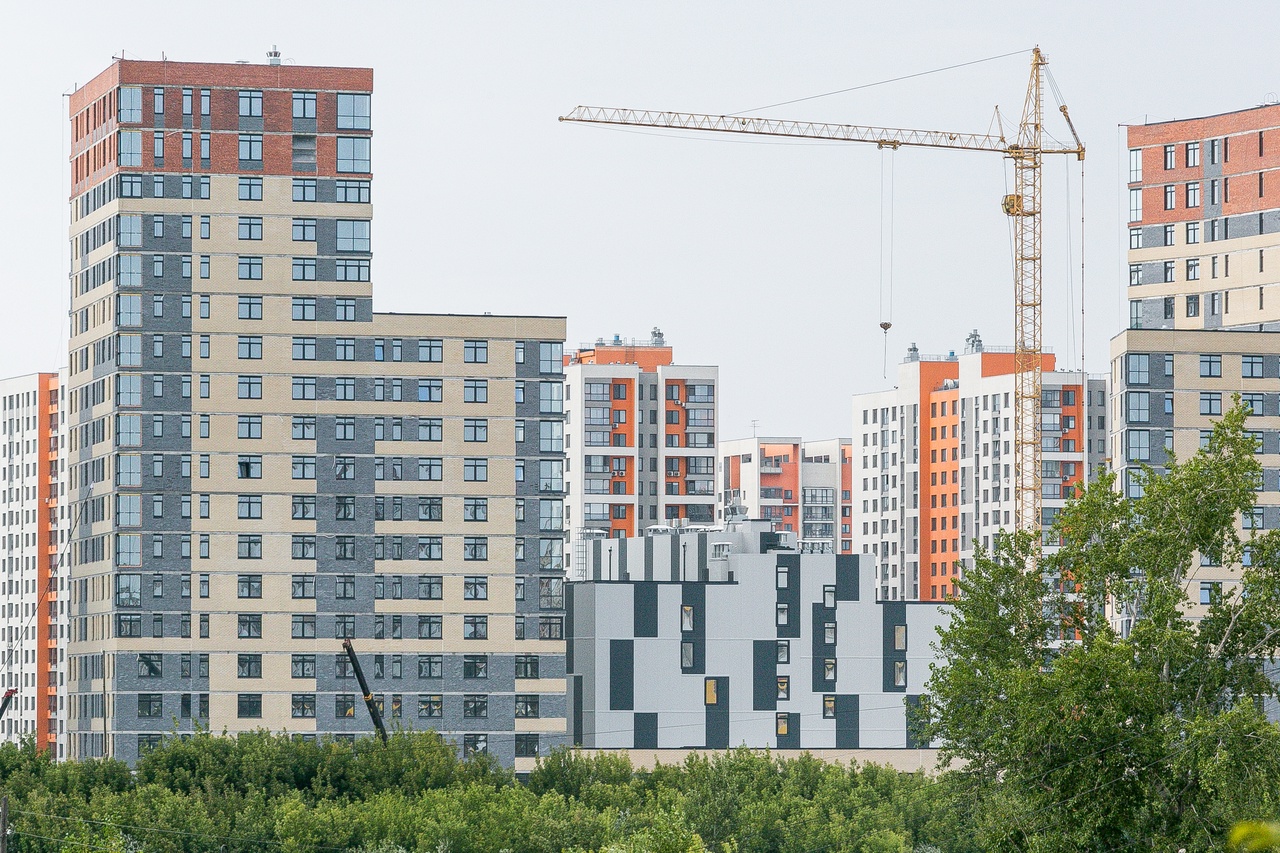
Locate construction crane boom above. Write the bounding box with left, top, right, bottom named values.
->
left=560, top=47, right=1084, bottom=548
left=342, top=639, right=388, bottom=743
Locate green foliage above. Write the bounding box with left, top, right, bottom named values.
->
left=921, top=402, right=1280, bottom=851
left=0, top=734, right=979, bottom=852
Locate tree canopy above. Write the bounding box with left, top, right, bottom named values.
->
left=0, top=732, right=975, bottom=853
left=920, top=402, right=1280, bottom=851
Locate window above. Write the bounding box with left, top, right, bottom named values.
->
left=337, top=92, right=372, bottom=129
left=1186, top=295, right=1200, bottom=317
left=463, top=694, right=488, bottom=718
left=1129, top=148, right=1143, bottom=182
left=285, top=613, right=315, bottom=640
left=894, top=661, right=907, bottom=688
left=463, top=615, right=488, bottom=639
left=463, top=379, right=488, bottom=403
left=292, top=91, right=316, bottom=118
left=464, top=340, right=488, bottom=363
left=238, top=177, right=263, bottom=201
left=292, top=258, right=316, bottom=281
left=293, top=376, right=317, bottom=399
left=334, top=695, right=357, bottom=719
left=1187, top=258, right=1200, bottom=281
left=1244, top=355, right=1264, bottom=378
left=336, top=259, right=370, bottom=281
left=336, top=220, right=371, bottom=251
left=237, top=375, right=262, bottom=400
left=463, top=458, right=488, bottom=482
left=237, top=614, right=262, bottom=639
left=336, top=180, right=371, bottom=203
left=238, top=133, right=263, bottom=162
left=777, top=676, right=790, bottom=700
left=237, top=89, right=263, bottom=117
left=418, top=615, right=443, bottom=639
left=238, top=257, right=263, bottom=280
left=1200, top=392, right=1223, bottom=416
left=292, top=337, right=317, bottom=361
left=291, top=574, right=316, bottom=599
left=117, top=130, right=142, bottom=166
left=418, top=695, right=443, bottom=718
left=463, top=576, right=488, bottom=601
left=237, top=495, right=262, bottom=519
left=1199, top=354, right=1222, bottom=377
left=236, top=571, right=261, bottom=596
left=1187, top=182, right=1201, bottom=207
left=337, top=137, right=371, bottom=172
left=1128, top=429, right=1150, bottom=462
left=1126, top=353, right=1149, bottom=385
left=237, top=216, right=263, bottom=241
left=464, top=537, right=488, bottom=561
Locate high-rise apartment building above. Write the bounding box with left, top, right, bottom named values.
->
left=65, top=56, right=568, bottom=766
left=563, top=332, right=717, bottom=579
left=1113, top=104, right=1280, bottom=624
left=718, top=437, right=854, bottom=554
left=0, top=373, right=67, bottom=756
left=852, top=333, right=1105, bottom=601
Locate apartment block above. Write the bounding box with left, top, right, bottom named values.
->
left=718, top=437, right=854, bottom=554
left=1115, top=105, right=1280, bottom=625
left=65, top=56, right=567, bottom=767
left=852, top=333, right=1105, bottom=602
left=1124, top=104, right=1280, bottom=333
left=564, top=331, right=717, bottom=579
left=0, top=373, right=67, bottom=755
left=566, top=520, right=944, bottom=750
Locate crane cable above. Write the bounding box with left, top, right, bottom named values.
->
left=878, top=146, right=895, bottom=377
left=729, top=47, right=1033, bottom=116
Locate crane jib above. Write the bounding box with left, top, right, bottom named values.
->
left=561, top=48, right=1085, bottom=541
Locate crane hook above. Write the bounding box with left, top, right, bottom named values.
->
left=879, top=322, right=892, bottom=378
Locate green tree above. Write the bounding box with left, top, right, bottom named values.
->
left=921, top=403, right=1280, bottom=851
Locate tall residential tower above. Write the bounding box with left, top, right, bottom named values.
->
left=1114, top=104, right=1280, bottom=623
left=66, top=56, right=568, bottom=767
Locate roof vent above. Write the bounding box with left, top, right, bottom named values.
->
left=267, top=45, right=281, bottom=66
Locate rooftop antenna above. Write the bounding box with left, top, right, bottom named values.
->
left=751, top=419, right=759, bottom=438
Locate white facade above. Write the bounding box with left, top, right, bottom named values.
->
left=568, top=520, right=947, bottom=750
left=0, top=372, right=69, bottom=755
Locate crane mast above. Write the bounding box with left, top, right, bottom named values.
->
left=561, top=47, right=1083, bottom=545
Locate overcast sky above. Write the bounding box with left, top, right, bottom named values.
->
left=3, top=1, right=1277, bottom=439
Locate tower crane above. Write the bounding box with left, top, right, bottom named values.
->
left=560, top=47, right=1084, bottom=539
